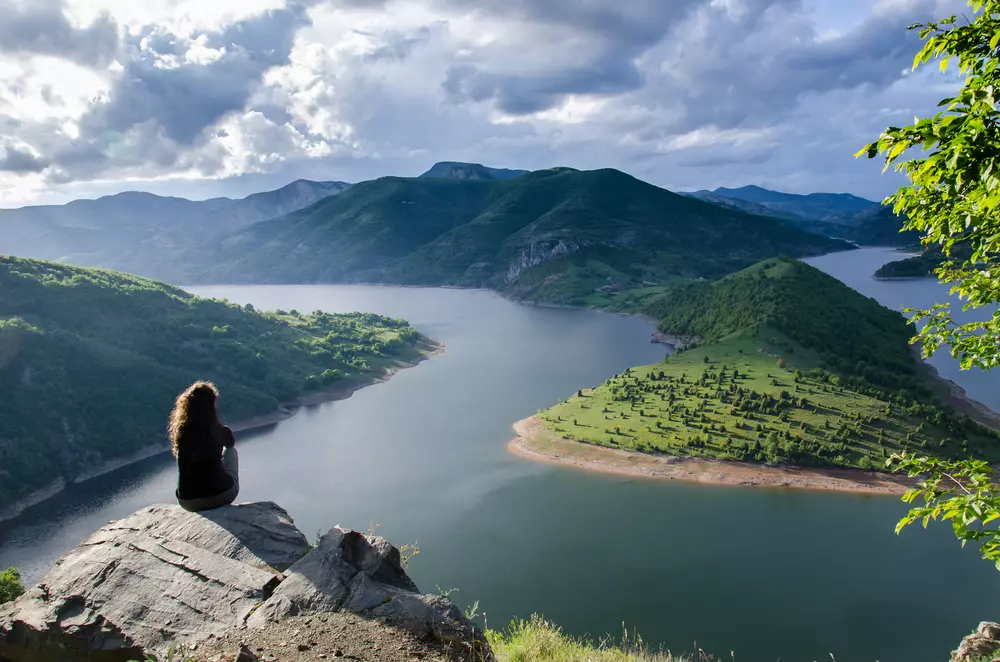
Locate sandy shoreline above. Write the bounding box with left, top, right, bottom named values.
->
left=0, top=338, right=443, bottom=525
left=509, top=416, right=916, bottom=495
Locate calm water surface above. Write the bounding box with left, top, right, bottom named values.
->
left=1, top=248, right=998, bottom=662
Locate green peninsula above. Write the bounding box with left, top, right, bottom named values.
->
left=534, top=258, right=999, bottom=475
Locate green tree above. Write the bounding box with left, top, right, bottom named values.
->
left=859, top=0, right=1000, bottom=370
left=861, top=1, right=1000, bottom=570
left=0, top=567, right=24, bottom=604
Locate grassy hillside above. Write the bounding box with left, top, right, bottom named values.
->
left=0, top=256, right=430, bottom=510
left=541, top=258, right=999, bottom=471
left=193, top=168, right=850, bottom=304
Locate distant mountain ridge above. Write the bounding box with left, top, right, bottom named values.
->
left=687, top=185, right=919, bottom=246
left=419, top=161, right=530, bottom=181
left=0, top=179, right=351, bottom=271
left=183, top=167, right=851, bottom=303
left=706, top=185, right=878, bottom=222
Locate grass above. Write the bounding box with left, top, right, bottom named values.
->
left=541, top=326, right=999, bottom=471
left=487, top=615, right=719, bottom=662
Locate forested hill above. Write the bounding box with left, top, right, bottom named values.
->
left=648, top=258, right=918, bottom=394
left=189, top=168, right=850, bottom=304
left=0, top=257, right=430, bottom=511
left=542, top=257, right=1000, bottom=472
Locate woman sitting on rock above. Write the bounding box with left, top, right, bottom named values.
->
left=170, top=381, right=240, bottom=512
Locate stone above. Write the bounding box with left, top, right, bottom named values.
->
left=953, top=622, right=1000, bottom=661
left=249, top=526, right=489, bottom=658
left=0, top=503, right=491, bottom=661
left=0, top=502, right=308, bottom=661
left=236, top=643, right=260, bottom=662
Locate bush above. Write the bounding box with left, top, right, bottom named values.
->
left=0, top=567, right=24, bottom=604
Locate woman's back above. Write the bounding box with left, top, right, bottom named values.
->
left=176, top=424, right=235, bottom=500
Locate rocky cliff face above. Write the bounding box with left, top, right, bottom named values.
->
left=0, top=503, right=487, bottom=662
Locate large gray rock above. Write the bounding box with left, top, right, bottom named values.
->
left=0, top=502, right=309, bottom=662
left=953, top=621, right=1000, bottom=662
left=0, top=503, right=490, bottom=662
left=248, top=527, right=489, bottom=656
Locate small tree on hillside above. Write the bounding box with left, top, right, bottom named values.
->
left=0, top=567, right=24, bottom=604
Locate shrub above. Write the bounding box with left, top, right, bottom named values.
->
left=0, top=567, right=24, bottom=604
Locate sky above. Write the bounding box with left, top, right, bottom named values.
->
left=0, top=0, right=966, bottom=207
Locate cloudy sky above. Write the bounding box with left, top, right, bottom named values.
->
left=0, top=0, right=964, bottom=207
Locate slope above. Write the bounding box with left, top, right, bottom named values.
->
left=195, top=168, right=851, bottom=304
left=846, top=206, right=920, bottom=247
left=540, top=258, right=1000, bottom=471
left=0, top=256, right=430, bottom=511
left=0, top=179, right=350, bottom=277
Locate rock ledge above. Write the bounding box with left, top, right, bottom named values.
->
left=0, top=502, right=488, bottom=662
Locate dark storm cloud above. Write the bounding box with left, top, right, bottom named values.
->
left=0, top=145, right=48, bottom=173
left=0, top=0, right=119, bottom=67
left=444, top=54, right=645, bottom=114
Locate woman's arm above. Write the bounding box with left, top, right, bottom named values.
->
left=221, top=425, right=236, bottom=448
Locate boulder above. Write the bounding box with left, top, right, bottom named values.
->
left=953, top=621, right=1000, bottom=662
left=0, top=503, right=490, bottom=662
left=0, top=502, right=308, bottom=662
left=248, top=527, right=488, bottom=656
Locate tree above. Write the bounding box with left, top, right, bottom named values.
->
left=859, top=0, right=1000, bottom=370
left=860, top=0, right=1000, bottom=571
left=891, top=454, right=1000, bottom=568
left=0, top=567, right=24, bottom=604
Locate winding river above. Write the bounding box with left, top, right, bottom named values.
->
left=1, top=247, right=998, bottom=662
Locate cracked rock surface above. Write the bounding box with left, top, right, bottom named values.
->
left=0, top=502, right=488, bottom=662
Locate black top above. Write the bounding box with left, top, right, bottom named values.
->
left=176, top=424, right=235, bottom=500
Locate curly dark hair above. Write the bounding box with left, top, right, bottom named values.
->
left=168, top=381, right=221, bottom=458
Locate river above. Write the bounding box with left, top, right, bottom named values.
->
left=1, top=247, right=998, bottom=662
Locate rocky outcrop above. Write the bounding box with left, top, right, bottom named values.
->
left=953, top=622, right=1000, bottom=662
left=0, top=502, right=488, bottom=662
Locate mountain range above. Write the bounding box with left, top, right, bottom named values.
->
left=686, top=185, right=915, bottom=246
left=0, top=179, right=351, bottom=270
left=0, top=162, right=918, bottom=298
left=185, top=167, right=849, bottom=303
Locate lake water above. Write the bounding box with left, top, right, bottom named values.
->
left=2, top=248, right=999, bottom=662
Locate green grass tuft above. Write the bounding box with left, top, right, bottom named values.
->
left=487, top=615, right=718, bottom=662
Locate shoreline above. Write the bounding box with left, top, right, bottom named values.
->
left=508, top=416, right=916, bottom=495
left=0, top=337, right=443, bottom=525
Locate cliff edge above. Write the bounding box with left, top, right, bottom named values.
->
left=0, top=502, right=488, bottom=662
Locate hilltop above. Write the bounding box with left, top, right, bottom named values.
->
left=0, top=179, right=350, bottom=278
left=419, top=161, right=530, bottom=180
left=190, top=168, right=850, bottom=304
left=0, top=256, right=433, bottom=514
left=526, top=258, right=1000, bottom=479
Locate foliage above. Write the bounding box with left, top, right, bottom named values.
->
left=193, top=168, right=849, bottom=304
left=0, top=567, right=24, bottom=604
left=127, top=646, right=197, bottom=662
left=0, top=256, right=428, bottom=510
left=859, top=0, right=1000, bottom=370
left=487, top=615, right=712, bottom=662
left=890, top=453, right=1000, bottom=568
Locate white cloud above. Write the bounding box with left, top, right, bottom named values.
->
left=0, top=0, right=968, bottom=206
